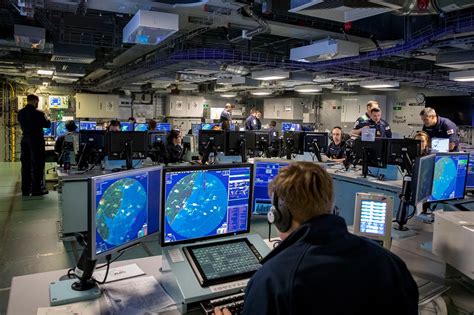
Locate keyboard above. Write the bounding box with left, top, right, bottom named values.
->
left=201, top=291, right=245, bottom=315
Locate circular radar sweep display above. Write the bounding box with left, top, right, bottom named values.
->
left=431, top=157, right=457, bottom=200
left=166, top=172, right=228, bottom=238
left=96, top=178, right=147, bottom=245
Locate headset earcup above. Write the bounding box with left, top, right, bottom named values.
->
left=271, top=193, right=292, bottom=233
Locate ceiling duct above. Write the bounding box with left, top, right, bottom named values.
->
left=123, top=10, right=179, bottom=45
left=151, top=0, right=207, bottom=7
left=290, top=38, right=359, bottom=62
left=289, top=0, right=396, bottom=23
left=228, top=6, right=269, bottom=42
left=436, top=50, right=474, bottom=69
left=51, top=44, right=96, bottom=64
left=14, top=25, right=46, bottom=50
left=370, top=0, right=474, bottom=15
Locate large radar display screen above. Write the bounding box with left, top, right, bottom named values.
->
left=93, top=168, right=161, bottom=257
left=163, top=166, right=251, bottom=245
left=427, top=153, right=468, bottom=202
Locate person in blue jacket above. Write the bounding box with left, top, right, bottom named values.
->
left=420, top=107, right=459, bottom=152
left=215, top=162, right=418, bottom=315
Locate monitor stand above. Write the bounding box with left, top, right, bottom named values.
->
left=160, top=233, right=271, bottom=313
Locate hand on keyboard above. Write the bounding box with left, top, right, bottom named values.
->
left=213, top=307, right=233, bottom=315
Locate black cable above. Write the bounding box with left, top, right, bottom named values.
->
left=267, top=222, right=279, bottom=243
left=94, top=254, right=112, bottom=284
left=96, top=251, right=125, bottom=269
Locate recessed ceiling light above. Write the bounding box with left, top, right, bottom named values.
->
left=220, top=93, right=237, bottom=98
left=250, top=89, right=273, bottom=96
left=252, top=70, right=289, bottom=81
left=449, top=70, right=474, bottom=82
left=37, top=69, right=54, bottom=75
left=360, top=80, right=399, bottom=89
left=294, top=85, right=322, bottom=93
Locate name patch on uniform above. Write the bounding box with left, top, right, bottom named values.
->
left=385, top=126, right=390, bottom=130
left=447, top=129, right=454, bottom=135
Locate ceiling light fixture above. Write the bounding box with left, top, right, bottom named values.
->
left=294, top=85, right=322, bottom=93
left=449, top=70, right=474, bottom=82
left=250, top=89, right=273, bottom=96
left=360, top=80, right=399, bottom=89
left=220, top=93, right=237, bottom=98
left=37, top=69, right=54, bottom=75
left=252, top=70, right=289, bottom=81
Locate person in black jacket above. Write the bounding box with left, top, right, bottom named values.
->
left=166, top=129, right=183, bottom=163
left=54, top=120, right=78, bottom=165
left=215, top=162, right=418, bottom=315
left=17, top=94, right=51, bottom=196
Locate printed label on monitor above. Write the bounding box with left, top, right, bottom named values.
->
left=359, top=200, right=387, bottom=235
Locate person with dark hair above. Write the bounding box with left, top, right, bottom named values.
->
left=256, top=110, right=262, bottom=130
left=18, top=94, right=51, bottom=196
left=353, top=107, right=392, bottom=138
left=420, top=107, right=458, bottom=152
left=107, top=120, right=121, bottom=132
left=327, top=126, right=346, bottom=162
left=54, top=120, right=78, bottom=165
left=268, top=120, right=278, bottom=138
left=128, top=117, right=136, bottom=123
left=352, top=101, right=380, bottom=136
left=414, top=131, right=431, bottom=156
left=220, top=103, right=232, bottom=129
left=166, top=129, right=183, bottom=163
left=215, top=162, right=418, bottom=315
left=148, top=119, right=157, bottom=131
left=245, top=108, right=258, bottom=130
left=221, top=120, right=231, bottom=131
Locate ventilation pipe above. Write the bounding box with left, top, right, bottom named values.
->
left=386, top=0, right=474, bottom=15
left=228, top=6, right=269, bottom=43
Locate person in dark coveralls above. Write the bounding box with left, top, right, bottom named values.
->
left=18, top=94, right=51, bottom=196
left=353, top=107, right=392, bottom=138
left=220, top=103, right=232, bottom=130
left=245, top=108, right=258, bottom=131
left=215, top=162, right=418, bottom=315
left=420, top=107, right=459, bottom=152
left=166, top=129, right=183, bottom=163
left=327, top=126, right=346, bottom=162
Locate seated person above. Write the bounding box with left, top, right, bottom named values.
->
left=166, top=129, right=183, bottom=163
left=215, top=162, right=418, bottom=315
left=54, top=120, right=78, bottom=164
left=327, top=126, right=346, bottom=162
left=414, top=131, right=431, bottom=156
left=148, top=119, right=157, bottom=131
left=107, top=120, right=121, bottom=132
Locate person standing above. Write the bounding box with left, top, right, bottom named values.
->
left=18, top=94, right=51, bottom=196
left=245, top=108, right=258, bottom=131
left=353, top=107, right=392, bottom=138
left=351, top=101, right=380, bottom=136
left=256, top=110, right=262, bottom=130
left=220, top=103, right=232, bottom=130
left=420, top=107, right=458, bottom=152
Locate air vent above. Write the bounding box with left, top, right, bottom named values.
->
left=51, top=44, right=95, bottom=64
left=50, top=55, right=95, bottom=64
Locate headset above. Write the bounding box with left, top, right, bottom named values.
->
left=267, top=192, right=293, bottom=233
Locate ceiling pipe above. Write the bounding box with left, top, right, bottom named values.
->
left=228, top=6, right=269, bottom=43
left=388, top=0, right=474, bottom=15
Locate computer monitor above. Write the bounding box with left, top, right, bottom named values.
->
left=353, top=138, right=388, bottom=174
left=156, top=123, right=172, bottom=132
left=252, top=158, right=291, bottom=215
left=134, top=123, right=148, bottom=131
left=161, top=164, right=253, bottom=246
left=191, top=123, right=202, bottom=136
left=120, top=122, right=134, bottom=131
left=281, top=122, right=301, bottom=132
left=77, top=131, right=106, bottom=169
left=427, top=152, right=469, bottom=202
left=198, top=130, right=225, bottom=153
left=283, top=131, right=304, bottom=157
left=304, top=132, right=328, bottom=154
left=465, top=152, right=474, bottom=191
left=54, top=121, right=79, bottom=139
left=89, top=166, right=162, bottom=260
left=431, top=138, right=450, bottom=153
left=387, top=138, right=421, bottom=170
left=43, top=127, right=53, bottom=137
left=79, top=121, right=97, bottom=131
left=106, top=131, right=148, bottom=161
left=411, top=154, right=436, bottom=205
left=224, top=131, right=256, bottom=156
left=149, top=131, right=167, bottom=146
left=201, top=123, right=219, bottom=130
left=353, top=193, right=393, bottom=249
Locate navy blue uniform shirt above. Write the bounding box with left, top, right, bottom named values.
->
left=423, top=116, right=459, bottom=151
left=243, top=214, right=418, bottom=315
left=327, top=141, right=346, bottom=159
left=355, top=118, right=392, bottom=138
left=219, top=110, right=231, bottom=123
left=353, top=112, right=370, bottom=129
left=245, top=115, right=258, bottom=131
left=17, top=104, right=51, bottom=138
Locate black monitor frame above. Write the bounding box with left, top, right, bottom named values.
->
left=387, top=138, right=421, bottom=173
left=283, top=131, right=304, bottom=159
left=106, top=131, right=148, bottom=169
left=77, top=130, right=106, bottom=170
left=354, top=138, right=388, bottom=177
left=160, top=163, right=254, bottom=246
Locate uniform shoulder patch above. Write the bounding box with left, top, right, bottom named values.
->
left=447, top=129, right=454, bottom=135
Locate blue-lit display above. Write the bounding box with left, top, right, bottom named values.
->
left=93, top=168, right=161, bottom=257
left=50, top=96, right=61, bottom=107
left=134, top=123, right=148, bottom=131
left=54, top=121, right=79, bottom=139
left=466, top=152, right=474, bottom=189
left=427, top=153, right=469, bottom=202
left=191, top=123, right=202, bottom=136
left=79, top=121, right=96, bottom=131
left=156, top=123, right=172, bottom=132
left=202, top=123, right=219, bottom=130
left=120, top=122, right=134, bottom=131
left=43, top=127, right=53, bottom=137
left=252, top=161, right=289, bottom=214
left=282, top=122, right=301, bottom=132
left=163, top=167, right=251, bottom=245
left=359, top=200, right=387, bottom=235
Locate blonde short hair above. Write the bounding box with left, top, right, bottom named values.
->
left=269, top=162, right=334, bottom=224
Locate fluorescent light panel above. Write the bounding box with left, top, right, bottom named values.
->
left=294, top=85, right=322, bottom=93
left=252, top=70, right=289, bottom=81
left=220, top=93, right=237, bottom=98
left=449, top=70, right=474, bottom=82
left=37, top=69, right=54, bottom=75
left=360, top=80, right=399, bottom=89
left=250, top=89, right=272, bottom=96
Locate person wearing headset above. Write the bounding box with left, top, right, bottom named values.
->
left=327, top=126, right=346, bottom=162
left=214, top=162, right=418, bottom=315
left=414, top=131, right=431, bottom=156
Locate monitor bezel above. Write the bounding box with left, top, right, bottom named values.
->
left=426, top=152, right=470, bottom=203
left=465, top=151, right=474, bottom=191
left=411, top=154, right=436, bottom=205
left=160, top=163, right=254, bottom=247
left=303, top=132, right=329, bottom=153
left=79, top=121, right=97, bottom=131
left=252, top=158, right=292, bottom=215
left=353, top=192, right=393, bottom=246
left=88, top=166, right=163, bottom=260
left=134, top=122, right=149, bottom=131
